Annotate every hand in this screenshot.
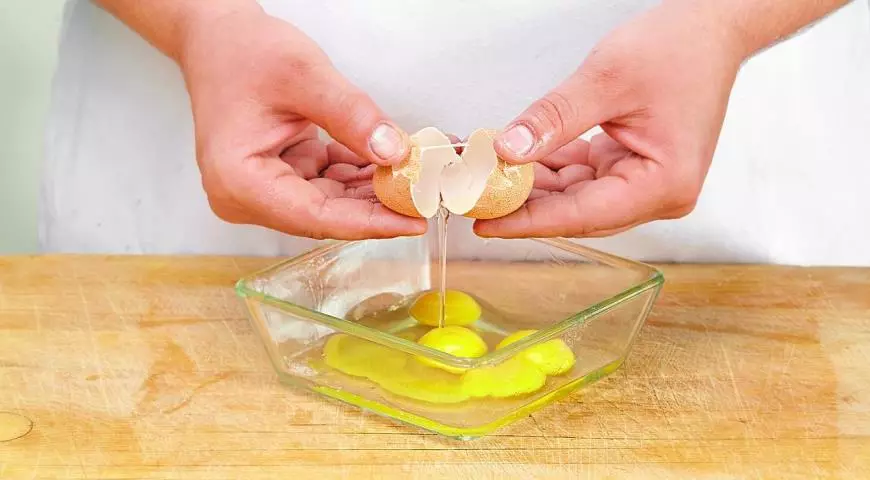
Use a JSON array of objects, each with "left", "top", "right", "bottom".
[
  {"left": 179, "top": 9, "right": 426, "bottom": 240},
  {"left": 476, "top": 4, "right": 746, "bottom": 238}
]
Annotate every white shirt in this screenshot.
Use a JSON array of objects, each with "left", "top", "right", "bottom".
[{"left": 40, "top": 0, "right": 870, "bottom": 265}]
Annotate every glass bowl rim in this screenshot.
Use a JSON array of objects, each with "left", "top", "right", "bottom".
[{"left": 235, "top": 237, "right": 664, "bottom": 369}]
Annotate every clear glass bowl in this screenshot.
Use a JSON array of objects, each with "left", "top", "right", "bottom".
[{"left": 235, "top": 222, "right": 664, "bottom": 440}]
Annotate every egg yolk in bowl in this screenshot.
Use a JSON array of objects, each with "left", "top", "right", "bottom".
[{"left": 410, "top": 289, "right": 481, "bottom": 327}]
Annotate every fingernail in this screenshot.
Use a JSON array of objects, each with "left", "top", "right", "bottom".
[
  {"left": 500, "top": 124, "right": 536, "bottom": 157},
  {"left": 369, "top": 123, "right": 404, "bottom": 163}
]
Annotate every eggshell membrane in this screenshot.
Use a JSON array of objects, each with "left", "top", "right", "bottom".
[{"left": 413, "top": 140, "right": 458, "bottom": 218}]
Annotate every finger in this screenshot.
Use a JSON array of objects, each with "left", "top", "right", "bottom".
[
  {"left": 587, "top": 132, "right": 633, "bottom": 177},
  {"left": 295, "top": 67, "right": 409, "bottom": 167},
  {"left": 326, "top": 141, "right": 371, "bottom": 168},
  {"left": 528, "top": 188, "right": 554, "bottom": 200},
  {"left": 345, "top": 184, "right": 376, "bottom": 202},
  {"left": 315, "top": 198, "right": 426, "bottom": 239},
  {"left": 322, "top": 163, "right": 373, "bottom": 186},
  {"left": 280, "top": 138, "right": 328, "bottom": 179},
  {"left": 474, "top": 155, "right": 668, "bottom": 238},
  {"left": 536, "top": 137, "right": 592, "bottom": 171},
  {"left": 309, "top": 177, "right": 377, "bottom": 201},
  {"left": 532, "top": 162, "right": 596, "bottom": 192},
  {"left": 494, "top": 67, "right": 614, "bottom": 165},
  {"left": 233, "top": 158, "right": 426, "bottom": 240},
  {"left": 358, "top": 164, "right": 376, "bottom": 178}
]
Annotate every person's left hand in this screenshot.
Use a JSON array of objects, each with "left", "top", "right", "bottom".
[{"left": 475, "top": 4, "right": 746, "bottom": 238}]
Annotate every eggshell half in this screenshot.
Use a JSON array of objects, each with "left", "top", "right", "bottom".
[
  {"left": 442, "top": 128, "right": 534, "bottom": 219},
  {"left": 372, "top": 127, "right": 457, "bottom": 218}
]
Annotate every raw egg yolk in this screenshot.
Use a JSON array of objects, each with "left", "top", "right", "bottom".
[
  {"left": 461, "top": 357, "right": 547, "bottom": 398},
  {"left": 410, "top": 290, "right": 481, "bottom": 327},
  {"left": 415, "top": 325, "right": 488, "bottom": 373},
  {"left": 496, "top": 329, "right": 576, "bottom": 376},
  {"left": 322, "top": 334, "right": 469, "bottom": 404}
]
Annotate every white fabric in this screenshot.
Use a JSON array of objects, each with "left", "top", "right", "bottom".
[{"left": 41, "top": 0, "right": 870, "bottom": 265}]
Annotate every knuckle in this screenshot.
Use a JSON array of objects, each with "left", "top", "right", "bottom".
[
  {"left": 273, "top": 49, "right": 332, "bottom": 97},
  {"left": 580, "top": 61, "right": 622, "bottom": 89},
  {"left": 575, "top": 54, "right": 631, "bottom": 105},
  {"left": 533, "top": 91, "right": 578, "bottom": 138},
  {"left": 285, "top": 56, "right": 320, "bottom": 83},
  {"left": 327, "top": 90, "right": 377, "bottom": 136}
]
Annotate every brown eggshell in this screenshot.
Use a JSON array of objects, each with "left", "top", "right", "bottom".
[
  {"left": 372, "top": 146, "right": 424, "bottom": 218},
  {"left": 464, "top": 160, "right": 535, "bottom": 220}
]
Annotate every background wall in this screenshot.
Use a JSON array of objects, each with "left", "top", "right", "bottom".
[{"left": 0, "top": 1, "right": 66, "bottom": 253}]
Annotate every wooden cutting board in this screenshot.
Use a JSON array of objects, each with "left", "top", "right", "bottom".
[{"left": 0, "top": 255, "right": 868, "bottom": 479}]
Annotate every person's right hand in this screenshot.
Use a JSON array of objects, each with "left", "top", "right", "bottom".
[{"left": 179, "top": 8, "right": 427, "bottom": 240}]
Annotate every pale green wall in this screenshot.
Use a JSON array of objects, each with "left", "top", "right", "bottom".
[{"left": 0, "top": 1, "right": 66, "bottom": 253}]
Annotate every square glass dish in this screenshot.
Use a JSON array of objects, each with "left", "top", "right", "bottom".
[{"left": 235, "top": 223, "right": 664, "bottom": 439}]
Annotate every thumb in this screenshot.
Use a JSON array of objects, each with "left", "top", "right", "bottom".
[
  {"left": 495, "top": 70, "right": 611, "bottom": 164},
  {"left": 296, "top": 67, "right": 409, "bottom": 166}
]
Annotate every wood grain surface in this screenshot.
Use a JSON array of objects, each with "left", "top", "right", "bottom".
[{"left": 1, "top": 255, "right": 868, "bottom": 479}]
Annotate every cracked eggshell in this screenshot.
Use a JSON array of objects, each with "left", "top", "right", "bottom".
[
  {"left": 373, "top": 127, "right": 534, "bottom": 220},
  {"left": 372, "top": 127, "right": 456, "bottom": 218},
  {"left": 444, "top": 128, "right": 534, "bottom": 220}
]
